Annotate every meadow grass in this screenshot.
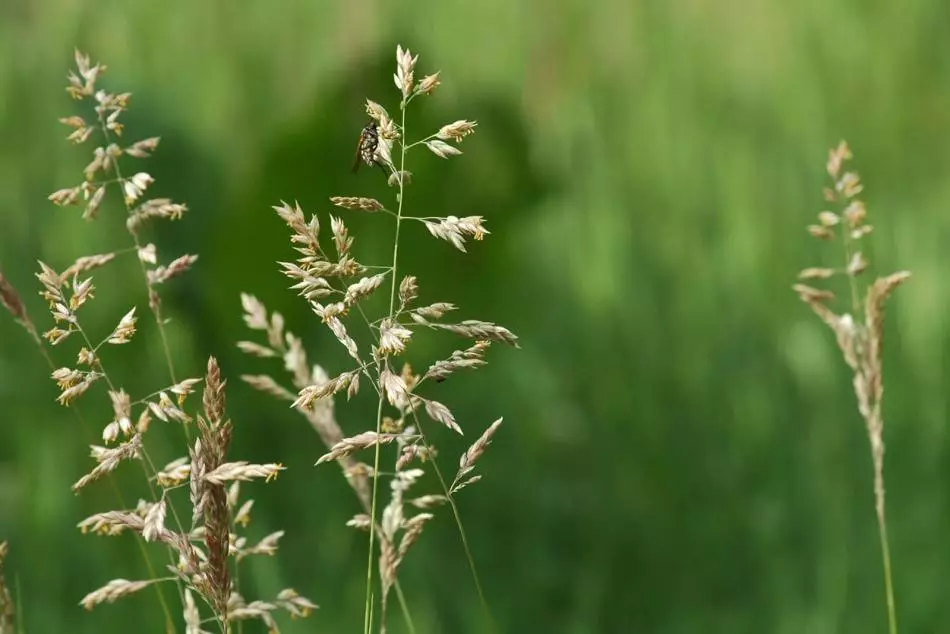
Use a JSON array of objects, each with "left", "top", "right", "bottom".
[{"left": 1, "top": 46, "right": 514, "bottom": 634}]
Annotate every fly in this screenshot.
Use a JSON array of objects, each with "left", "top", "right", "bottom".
[{"left": 352, "top": 121, "right": 380, "bottom": 173}]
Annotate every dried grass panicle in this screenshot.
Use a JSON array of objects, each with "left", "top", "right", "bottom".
[
  {"left": 422, "top": 398, "right": 461, "bottom": 434},
  {"left": 452, "top": 418, "right": 503, "bottom": 493},
  {"left": 163, "top": 357, "right": 308, "bottom": 629},
  {"left": 377, "top": 469, "right": 434, "bottom": 629},
  {"left": 202, "top": 356, "right": 227, "bottom": 426},
  {"left": 226, "top": 598, "right": 279, "bottom": 631},
  {"left": 156, "top": 457, "right": 192, "bottom": 488},
  {"left": 78, "top": 509, "right": 146, "bottom": 536},
  {"left": 80, "top": 578, "right": 159, "bottom": 611},
  {"left": 44, "top": 52, "right": 206, "bottom": 503},
  {"left": 794, "top": 141, "right": 908, "bottom": 633},
  {"left": 431, "top": 319, "right": 519, "bottom": 347},
  {"left": 379, "top": 318, "right": 412, "bottom": 355},
  {"left": 422, "top": 216, "right": 488, "bottom": 252},
  {"left": 275, "top": 588, "right": 319, "bottom": 618},
  {"left": 794, "top": 142, "right": 911, "bottom": 509},
  {"left": 194, "top": 358, "right": 234, "bottom": 619},
  {"left": 238, "top": 44, "right": 516, "bottom": 631},
  {"left": 72, "top": 434, "right": 143, "bottom": 492},
  {"left": 142, "top": 498, "right": 169, "bottom": 543},
  {"left": 331, "top": 196, "right": 386, "bottom": 213},
  {"left": 316, "top": 432, "right": 401, "bottom": 465},
  {"left": 127, "top": 198, "right": 187, "bottom": 232},
  {"left": 424, "top": 340, "right": 491, "bottom": 382},
  {"left": 0, "top": 270, "right": 37, "bottom": 337},
  {"left": 237, "top": 294, "right": 372, "bottom": 508},
  {"left": 0, "top": 541, "right": 14, "bottom": 633},
  {"left": 203, "top": 461, "right": 285, "bottom": 485},
  {"left": 223, "top": 588, "right": 317, "bottom": 631},
  {"left": 182, "top": 589, "right": 203, "bottom": 633},
  {"left": 1, "top": 51, "right": 324, "bottom": 634},
  {"left": 52, "top": 51, "right": 196, "bottom": 392},
  {"left": 147, "top": 254, "right": 199, "bottom": 285}
]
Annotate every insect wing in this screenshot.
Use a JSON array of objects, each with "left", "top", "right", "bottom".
[{"left": 351, "top": 135, "right": 365, "bottom": 173}]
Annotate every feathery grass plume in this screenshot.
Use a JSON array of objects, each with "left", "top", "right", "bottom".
[
  {"left": 74, "top": 357, "right": 311, "bottom": 632},
  {"left": 242, "top": 44, "right": 517, "bottom": 633},
  {"left": 794, "top": 141, "right": 909, "bottom": 634},
  {"left": 34, "top": 52, "right": 314, "bottom": 633},
  {"left": 376, "top": 469, "right": 433, "bottom": 633},
  {"left": 237, "top": 293, "right": 371, "bottom": 508},
  {"left": 46, "top": 51, "right": 199, "bottom": 629},
  {"left": 55, "top": 50, "right": 192, "bottom": 386},
  {"left": 3, "top": 268, "right": 180, "bottom": 628},
  {"left": 194, "top": 357, "right": 234, "bottom": 621},
  {"left": 452, "top": 418, "right": 503, "bottom": 494},
  {"left": 0, "top": 542, "right": 14, "bottom": 634}
]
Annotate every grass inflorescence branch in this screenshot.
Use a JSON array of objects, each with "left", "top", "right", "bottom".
[{"left": 240, "top": 44, "right": 515, "bottom": 634}]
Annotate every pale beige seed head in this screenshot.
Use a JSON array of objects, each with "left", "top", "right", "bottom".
[
  {"left": 107, "top": 307, "right": 137, "bottom": 344},
  {"left": 844, "top": 200, "right": 867, "bottom": 226},
  {"left": 806, "top": 225, "right": 834, "bottom": 240},
  {"left": 826, "top": 140, "right": 851, "bottom": 178},
  {"left": 394, "top": 44, "right": 419, "bottom": 99},
  {"left": 124, "top": 136, "right": 160, "bottom": 158},
  {"left": 330, "top": 196, "right": 385, "bottom": 213},
  {"left": 425, "top": 139, "right": 462, "bottom": 159},
  {"left": 365, "top": 99, "right": 389, "bottom": 122},
  {"left": 416, "top": 72, "right": 441, "bottom": 95},
  {"left": 437, "top": 120, "right": 478, "bottom": 142},
  {"left": 379, "top": 318, "right": 413, "bottom": 356},
  {"left": 837, "top": 172, "right": 863, "bottom": 198}
]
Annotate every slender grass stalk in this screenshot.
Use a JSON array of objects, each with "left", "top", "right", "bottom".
[
  {"left": 839, "top": 189, "right": 897, "bottom": 634},
  {"left": 248, "top": 45, "right": 512, "bottom": 634},
  {"left": 237, "top": 293, "right": 417, "bottom": 633},
  {"left": 794, "top": 141, "right": 907, "bottom": 634},
  {"left": 364, "top": 87, "right": 410, "bottom": 634},
  {"left": 93, "top": 110, "right": 189, "bottom": 449},
  {"left": 407, "top": 409, "right": 494, "bottom": 628},
  {"left": 392, "top": 581, "right": 416, "bottom": 634},
  {"left": 29, "top": 52, "right": 318, "bottom": 633},
  {"left": 41, "top": 348, "right": 178, "bottom": 633},
  {"left": 876, "top": 489, "right": 897, "bottom": 634},
  {"left": 365, "top": 394, "right": 387, "bottom": 634},
  {"left": 0, "top": 273, "right": 178, "bottom": 632}
]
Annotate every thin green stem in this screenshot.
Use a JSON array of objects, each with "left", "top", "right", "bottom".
[
  {"left": 257, "top": 316, "right": 415, "bottom": 633},
  {"left": 839, "top": 194, "right": 896, "bottom": 631},
  {"left": 66, "top": 309, "right": 191, "bottom": 625},
  {"left": 364, "top": 395, "right": 386, "bottom": 634},
  {"left": 20, "top": 325, "right": 178, "bottom": 632},
  {"left": 347, "top": 290, "right": 421, "bottom": 634},
  {"left": 393, "top": 581, "right": 417, "bottom": 634},
  {"left": 877, "top": 513, "right": 897, "bottom": 634},
  {"left": 365, "top": 100, "right": 409, "bottom": 634},
  {"left": 404, "top": 133, "right": 439, "bottom": 151},
  {"left": 406, "top": 409, "right": 494, "bottom": 629},
  {"left": 95, "top": 110, "right": 189, "bottom": 446},
  {"left": 132, "top": 381, "right": 203, "bottom": 407}
]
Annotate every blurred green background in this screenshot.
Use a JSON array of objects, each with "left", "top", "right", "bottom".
[{"left": 1, "top": 1, "right": 949, "bottom": 632}]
